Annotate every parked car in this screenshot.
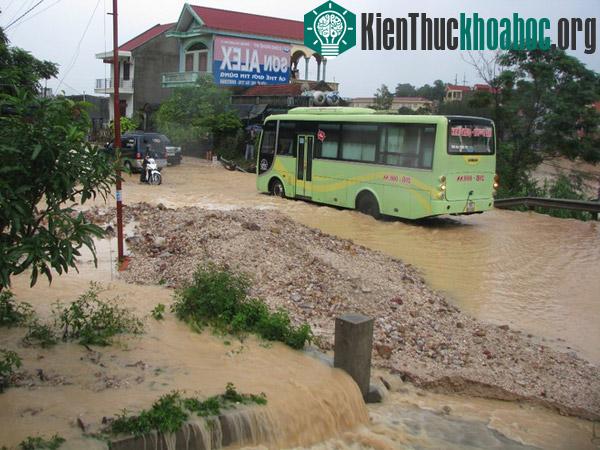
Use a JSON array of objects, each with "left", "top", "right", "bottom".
[
  {"left": 166, "top": 144, "right": 182, "bottom": 165},
  {"left": 104, "top": 132, "right": 169, "bottom": 172}
]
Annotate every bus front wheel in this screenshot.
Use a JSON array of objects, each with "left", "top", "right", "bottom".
[
  {"left": 357, "top": 192, "right": 381, "bottom": 219},
  {"left": 271, "top": 179, "right": 285, "bottom": 198}
]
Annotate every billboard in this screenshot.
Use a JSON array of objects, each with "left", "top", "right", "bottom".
[{"left": 213, "top": 36, "right": 291, "bottom": 87}]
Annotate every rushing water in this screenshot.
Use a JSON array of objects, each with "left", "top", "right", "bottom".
[
  {"left": 122, "top": 158, "right": 600, "bottom": 364},
  {"left": 0, "top": 239, "right": 368, "bottom": 449}
]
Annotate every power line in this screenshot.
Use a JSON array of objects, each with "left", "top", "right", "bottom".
[
  {"left": 56, "top": 0, "right": 101, "bottom": 91},
  {"left": 4, "top": 0, "right": 45, "bottom": 30},
  {"left": 10, "top": 0, "right": 64, "bottom": 28}
]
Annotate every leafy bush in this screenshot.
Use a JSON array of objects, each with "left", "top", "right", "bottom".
[
  {"left": 23, "top": 320, "right": 57, "bottom": 348},
  {"left": 172, "top": 265, "right": 312, "bottom": 349},
  {"left": 0, "top": 348, "right": 21, "bottom": 393},
  {"left": 0, "top": 92, "right": 117, "bottom": 290},
  {"left": 109, "top": 384, "right": 266, "bottom": 436},
  {"left": 54, "top": 283, "right": 143, "bottom": 346},
  {"left": 18, "top": 435, "right": 65, "bottom": 450},
  {"left": 0, "top": 290, "right": 33, "bottom": 327},
  {"left": 151, "top": 303, "right": 166, "bottom": 321}
]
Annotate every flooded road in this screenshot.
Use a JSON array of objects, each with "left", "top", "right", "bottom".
[
  {"left": 115, "top": 159, "right": 600, "bottom": 364},
  {"left": 2, "top": 158, "right": 598, "bottom": 449}
]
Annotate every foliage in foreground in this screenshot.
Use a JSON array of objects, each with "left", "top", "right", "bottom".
[
  {"left": 0, "top": 348, "right": 21, "bottom": 393},
  {"left": 109, "top": 383, "right": 267, "bottom": 436},
  {"left": 1, "top": 29, "right": 118, "bottom": 291},
  {"left": 172, "top": 265, "right": 312, "bottom": 349},
  {"left": 22, "top": 320, "right": 57, "bottom": 348},
  {"left": 0, "top": 290, "right": 33, "bottom": 327},
  {"left": 17, "top": 435, "right": 65, "bottom": 450},
  {"left": 54, "top": 283, "right": 143, "bottom": 346},
  {"left": 150, "top": 303, "right": 166, "bottom": 321}
]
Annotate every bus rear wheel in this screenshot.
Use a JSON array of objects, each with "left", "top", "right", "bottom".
[
  {"left": 271, "top": 179, "right": 285, "bottom": 198},
  {"left": 357, "top": 192, "right": 381, "bottom": 219}
]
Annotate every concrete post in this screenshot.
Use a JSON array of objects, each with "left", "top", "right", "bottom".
[
  {"left": 322, "top": 58, "right": 327, "bottom": 81},
  {"left": 316, "top": 60, "right": 321, "bottom": 81},
  {"left": 334, "top": 313, "right": 374, "bottom": 400},
  {"left": 304, "top": 56, "right": 310, "bottom": 80}
]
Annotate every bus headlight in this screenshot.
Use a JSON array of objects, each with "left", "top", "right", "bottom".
[
  {"left": 439, "top": 175, "right": 446, "bottom": 183},
  {"left": 440, "top": 184, "right": 446, "bottom": 191},
  {"left": 436, "top": 191, "right": 445, "bottom": 200}
]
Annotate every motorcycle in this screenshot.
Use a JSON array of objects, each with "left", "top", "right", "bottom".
[{"left": 142, "top": 157, "right": 162, "bottom": 185}]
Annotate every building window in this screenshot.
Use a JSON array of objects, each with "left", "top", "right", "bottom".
[
  {"left": 185, "top": 42, "right": 208, "bottom": 72},
  {"left": 123, "top": 62, "right": 130, "bottom": 80}
]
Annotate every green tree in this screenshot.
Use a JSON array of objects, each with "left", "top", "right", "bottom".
[
  {"left": 0, "top": 27, "right": 56, "bottom": 96},
  {"left": 502, "top": 49, "right": 599, "bottom": 194},
  {"left": 372, "top": 84, "right": 393, "bottom": 110},
  {"left": 468, "top": 48, "right": 600, "bottom": 196},
  {"left": 0, "top": 29, "right": 117, "bottom": 290},
  {"left": 156, "top": 75, "right": 241, "bottom": 153},
  {"left": 417, "top": 79, "right": 446, "bottom": 103},
  {"left": 394, "top": 83, "right": 416, "bottom": 97}
]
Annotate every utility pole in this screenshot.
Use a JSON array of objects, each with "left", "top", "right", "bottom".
[{"left": 112, "top": 0, "right": 124, "bottom": 263}]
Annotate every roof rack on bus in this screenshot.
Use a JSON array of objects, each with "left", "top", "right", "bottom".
[{"left": 287, "top": 107, "right": 375, "bottom": 115}]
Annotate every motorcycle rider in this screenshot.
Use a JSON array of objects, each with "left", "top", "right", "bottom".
[{"left": 140, "top": 145, "right": 154, "bottom": 183}]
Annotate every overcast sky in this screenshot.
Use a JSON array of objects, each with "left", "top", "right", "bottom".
[{"left": 1, "top": 0, "right": 599, "bottom": 97}]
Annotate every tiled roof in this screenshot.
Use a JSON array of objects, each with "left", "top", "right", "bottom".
[
  {"left": 446, "top": 84, "right": 472, "bottom": 92},
  {"left": 190, "top": 5, "right": 303, "bottom": 41},
  {"left": 119, "top": 23, "right": 174, "bottom": 52}
]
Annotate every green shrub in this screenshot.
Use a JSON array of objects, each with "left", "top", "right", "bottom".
[
  {"left": 0, "top": 348, "right": 21, "bottom": 393},
  {"left": 151, "top": 303, "right": 166, "bottom": 321},
  {"left": 19, "top": 435, "right": 65, "bottom": 450},
  {"left": 109, "top": 384, "right": 266, "bottom": 436},
  {"left": 23, "top": 320, "right": 57, "bottom": 348},
  {"left": 54, "top": 283, "right": 143, "bottom": 346},
  {"left": 0, "top": 291, "right": 34, "bottom": 327},
  {"left": 172, "top": 265, "right": 312, "bottom": 349},
  {"left": 172, "top": 264, "right": 250, "bottom": 330}
]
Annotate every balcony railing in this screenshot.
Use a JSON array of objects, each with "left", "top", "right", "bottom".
[
  {"left": 161, "top": 71, "right": 208, "bottom": 88},
  {"left": 94, "top": 78, "right": 133, "bottom": 92}
]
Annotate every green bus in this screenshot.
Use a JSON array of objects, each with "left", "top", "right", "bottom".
[{"left": 256, "top": 107, "right": 497, "bottom": 220}]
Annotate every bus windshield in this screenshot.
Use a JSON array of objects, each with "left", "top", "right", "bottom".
[{"left": 447, "top": 118, "right": 495, "bottom": 155}]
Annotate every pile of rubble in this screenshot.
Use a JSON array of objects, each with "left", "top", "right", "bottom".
[{"left": 86, "top": 204, "right": 600, "bottom": 420}]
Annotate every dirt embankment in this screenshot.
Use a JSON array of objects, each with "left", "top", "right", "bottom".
[{"left": 87, "top": 203, "right": 600, "bottom": 421}]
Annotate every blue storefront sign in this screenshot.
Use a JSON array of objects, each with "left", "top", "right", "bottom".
[{"left": 213, "top": 36, "right": 291, "bottom": 86}]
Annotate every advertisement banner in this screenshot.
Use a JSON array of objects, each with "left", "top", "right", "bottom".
[{"left": 213, "top": 36, "right": 291, "bottom": 86}]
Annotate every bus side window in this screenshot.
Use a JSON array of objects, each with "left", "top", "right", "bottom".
[
  {"left": 277, "top": 122, "right": 296, "bottom": 156},
  {"left": 341, "top": 124, "right": 377, "bottom": 162},
  {"left": 260, "top": 122, "right": 276, "bottom": 155},
  {"left": 382, "top": 125, "right": 435, "bottom": 170},
  {"left": 316, "top": 123, "right": 340, "bottom": 159},
  {"left": 420, "top": 126, "right": 436, "bottom": 169}
]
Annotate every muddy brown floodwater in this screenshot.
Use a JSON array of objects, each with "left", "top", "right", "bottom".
[{"left": 114, "top": 158, "right": 600, "bottom": 364}]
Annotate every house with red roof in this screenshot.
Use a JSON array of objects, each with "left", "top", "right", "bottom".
[
  {"left": 95, "top": 23, "right": 177, "bottom": 120},
  {"left": 444, "top": 85, "right": 472, "bottom": 102},
  {"left": 95, "top": 4, "right": 329, "bottom": 123}
]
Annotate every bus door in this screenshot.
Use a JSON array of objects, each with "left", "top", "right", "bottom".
[{"left": 295, "top": 135, "right": 314, "bottom": 198}]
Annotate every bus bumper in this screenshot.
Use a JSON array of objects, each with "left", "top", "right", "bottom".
[{"left": 430, "top": 198, "right": 495, "bottom": 216}]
